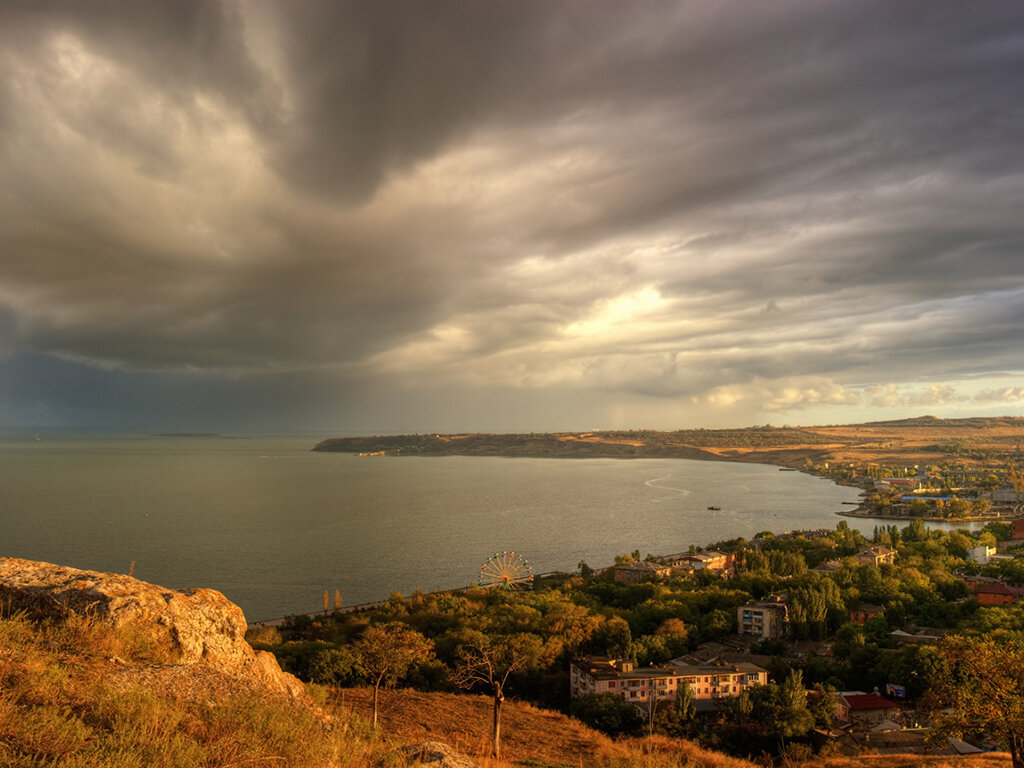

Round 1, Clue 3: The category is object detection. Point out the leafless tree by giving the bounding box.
[452,633,542,759]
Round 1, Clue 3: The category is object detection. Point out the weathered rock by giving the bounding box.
[0,557,304,699]
[399,741,478,768]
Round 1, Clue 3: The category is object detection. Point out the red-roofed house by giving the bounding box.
[838,692,901,728]
[976,581,1024,606]
[1012,518,1024,540]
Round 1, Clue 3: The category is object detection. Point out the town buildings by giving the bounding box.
[966,544,996,564]
[848,603,884,625]
[854,545,897,567]
[837,692,901,729]
[569,656,768,710]
[975,581,1024,605]
[612,561,673,585]
[737,597,788,639]
[662,551,735,574]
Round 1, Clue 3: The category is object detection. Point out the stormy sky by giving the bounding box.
[1,1,1023,433]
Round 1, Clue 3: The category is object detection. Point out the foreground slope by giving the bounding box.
[0,557,368,768]
[0,557,1013,768]
[339,687,1011,768]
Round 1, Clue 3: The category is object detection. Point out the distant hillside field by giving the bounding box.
[314,416,1024,469]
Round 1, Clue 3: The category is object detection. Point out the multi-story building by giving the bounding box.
[662,551,735,574]
[967,544,996,564]
[737,597,788,639]
[569,656,768,707]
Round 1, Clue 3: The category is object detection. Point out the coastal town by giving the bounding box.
[247,455,1024,763]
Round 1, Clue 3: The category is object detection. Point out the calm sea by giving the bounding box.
[0,435,958,622]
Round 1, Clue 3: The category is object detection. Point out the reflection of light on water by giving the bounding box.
[643,473,692,498]
[1,443,865,619]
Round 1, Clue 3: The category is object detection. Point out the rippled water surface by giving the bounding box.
[1,436,867,620]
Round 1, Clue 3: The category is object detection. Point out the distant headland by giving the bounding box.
[315,416,1024,523]
[313,415,1024,470]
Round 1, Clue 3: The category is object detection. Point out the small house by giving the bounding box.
[613,561,673,585]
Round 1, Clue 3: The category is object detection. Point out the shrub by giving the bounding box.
[570,693,643,737]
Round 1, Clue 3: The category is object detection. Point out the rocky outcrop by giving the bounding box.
[399,742,478,768]
[0,557,304,699]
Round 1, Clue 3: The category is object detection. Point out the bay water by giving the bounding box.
[0,435,912,621]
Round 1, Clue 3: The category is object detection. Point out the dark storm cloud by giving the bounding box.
[1,0,1023,428]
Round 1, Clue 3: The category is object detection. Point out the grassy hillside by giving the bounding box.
[0,608,1012,768]
[0,610,376,768]
[338,686,755,768]
[337,687,1011,768]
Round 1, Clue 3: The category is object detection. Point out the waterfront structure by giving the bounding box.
[737,597,788,639]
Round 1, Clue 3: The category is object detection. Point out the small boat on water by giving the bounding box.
[707,505,721,511]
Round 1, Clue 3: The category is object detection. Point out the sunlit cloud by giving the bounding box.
[974,386,1024,404]
[0,1,1021,430]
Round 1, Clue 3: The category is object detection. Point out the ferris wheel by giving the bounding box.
[478,551,534,590]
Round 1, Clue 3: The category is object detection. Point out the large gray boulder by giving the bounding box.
[399,742,478,768]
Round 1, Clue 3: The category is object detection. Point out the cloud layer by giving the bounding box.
[1,1,1022,430]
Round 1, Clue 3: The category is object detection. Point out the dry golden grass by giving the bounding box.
[0,611,387,768]
[558,435,648,448]
[680,418,1024,469]
[337,686,755,768]
[336,687,1012,768]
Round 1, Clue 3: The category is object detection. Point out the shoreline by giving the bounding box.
[835,507,1005,524]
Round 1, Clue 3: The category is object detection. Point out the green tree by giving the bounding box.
[903,518,928,541]
[308,646,361,686]
[946,498,972,518]
[767,669,815,740]
[593,615,633,658]
[354,622,434,726]
[922,636,1024,768]
[807,683,838,730]
[570,692,643,736]
[714,670,814,757]
[653,681,697,738]
[699,608,734,639]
